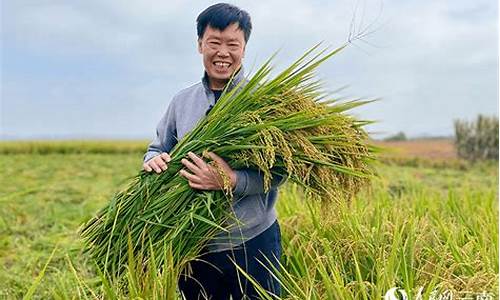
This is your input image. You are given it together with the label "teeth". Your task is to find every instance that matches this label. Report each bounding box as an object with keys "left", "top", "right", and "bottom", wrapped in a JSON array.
[{"left": 215, "top": 62, "right": 230, "bottom": 67}]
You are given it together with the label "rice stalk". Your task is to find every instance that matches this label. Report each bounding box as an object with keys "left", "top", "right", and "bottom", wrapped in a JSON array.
[{"left": 80, "top": 43, "right": 376, "bottom": 284}]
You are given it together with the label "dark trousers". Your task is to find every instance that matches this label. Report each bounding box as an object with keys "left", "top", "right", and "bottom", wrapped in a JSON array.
[{"left": 178, "top": 220, "right": 282, "bottom": 300}]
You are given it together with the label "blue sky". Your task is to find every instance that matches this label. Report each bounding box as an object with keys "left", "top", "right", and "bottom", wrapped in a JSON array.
[{"left": 1, "top": 0, "right": 498, "bottom": 140}]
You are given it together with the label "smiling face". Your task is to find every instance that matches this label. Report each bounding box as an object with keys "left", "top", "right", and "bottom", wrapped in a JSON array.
[{"left": 198, "top": 23, "right": 246, "bottom": 90}]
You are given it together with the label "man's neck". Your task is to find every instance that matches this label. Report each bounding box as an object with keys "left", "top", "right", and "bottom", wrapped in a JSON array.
[{"left": 208, "top": 78, "right": 227, "bottom": 91}]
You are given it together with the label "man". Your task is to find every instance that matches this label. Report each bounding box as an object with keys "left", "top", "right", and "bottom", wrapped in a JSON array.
[{"left": 143, "top": 3, "right": 285, "bottom": 299}]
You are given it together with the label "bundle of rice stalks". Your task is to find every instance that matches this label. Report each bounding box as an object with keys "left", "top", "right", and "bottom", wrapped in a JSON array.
[{"left": 80, "top": 44, "right": 376, "bottom": 279}]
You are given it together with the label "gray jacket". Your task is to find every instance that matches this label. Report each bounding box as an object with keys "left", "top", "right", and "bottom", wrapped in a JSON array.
[{"left": 143, "top": 67, "right": 285, "bottom": 252}]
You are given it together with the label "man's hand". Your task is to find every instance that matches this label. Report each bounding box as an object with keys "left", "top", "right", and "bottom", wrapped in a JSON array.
[
  {"left": 179, "top": 151, "right": 237, "bottom": 191},
  {"left": 143, "top": 153, "right": 172, "bottom": 173}
]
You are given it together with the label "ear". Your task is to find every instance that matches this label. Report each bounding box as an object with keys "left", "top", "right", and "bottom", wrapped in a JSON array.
[{"left": 197, "top": 39, "right": 202, "bottom": 54}]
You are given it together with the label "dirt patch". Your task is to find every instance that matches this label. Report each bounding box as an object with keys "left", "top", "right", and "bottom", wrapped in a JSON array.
[{"left": 374, "top": 139, "right": 457, "bottom": 160}]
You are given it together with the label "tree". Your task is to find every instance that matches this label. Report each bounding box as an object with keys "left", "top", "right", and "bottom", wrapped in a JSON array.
[
  {"left": 454, "top": 115, "right": 498, "bottom": 161},
  {"left": 384, "top": 131, "right": 407, "bottom": 142}
]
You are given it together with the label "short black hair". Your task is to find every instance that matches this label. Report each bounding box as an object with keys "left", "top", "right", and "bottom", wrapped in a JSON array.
[{"left": 196, "top": 3, "right": 252, "bottom": 43}]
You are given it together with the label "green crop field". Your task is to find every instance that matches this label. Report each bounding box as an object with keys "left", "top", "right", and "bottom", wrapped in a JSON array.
[{"left": 0, "top": 141, "right": 498, "bottom": 299}]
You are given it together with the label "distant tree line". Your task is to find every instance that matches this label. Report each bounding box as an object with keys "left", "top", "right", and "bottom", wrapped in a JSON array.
[
  {"left": 384, "top": 131, "right": 407, "bottom": 142},
  {"left": 454, "top": 114, "right": 498, "bottom": 161}
]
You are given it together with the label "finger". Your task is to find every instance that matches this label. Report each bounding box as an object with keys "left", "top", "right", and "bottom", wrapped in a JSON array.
[
  {"left": 153, "top": 157, "right": 167, "bottom": 171},
  {"left": 181, "top": 158, "right": 202, "bottom": 174},
  {"left": 188, "top": 180, "right": 205, "bottom": 190},
  {"left": 149, "top": 160, "right": 162, "bottom": 173},
  {"left": 207, "top": 152, "right": 231, "bottom": 175},
  {"left": 143, "top": 163, "right": 152, "bottom": 172},
  {"left": 207, "top": 152, "right": 236, "bottom": 187},
  {"left": 179, "top": 169, "right": 203, "bottom": 183},
  {"left": 160, "top": 152, "right": 171, "bottom": 163},
  {"left": 207, "top": 152, "right": 226, "bottom": 166},
  {"left": 187, "top": 152, "right": 207, "bottom": 168},
  {"left": 207, "top": 151, "right": 220, "bottom": 160},
  {"left": 154, "top": 157, "right": 168, "bottom": 171}
]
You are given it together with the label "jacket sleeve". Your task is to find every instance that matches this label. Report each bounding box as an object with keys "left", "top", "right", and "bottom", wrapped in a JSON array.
[
  {"left": 143, "top": 98, "right": 178, "bottom": 163},
  {"left": 232, "top": 167, "right": 287, "bottom": 199}
]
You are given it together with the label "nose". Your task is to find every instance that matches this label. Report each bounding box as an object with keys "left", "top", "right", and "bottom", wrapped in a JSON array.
[
  {"left": 217, "top": 51, "right": 229, "bottom": 58},
  {"left": 216, "top": 47, "right": 229, "bottom": 58}
]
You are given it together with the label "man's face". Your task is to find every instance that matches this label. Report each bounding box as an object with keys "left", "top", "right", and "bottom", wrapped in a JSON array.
[{"left": 198, "top": 23, "right": 246, "bottom": 89}]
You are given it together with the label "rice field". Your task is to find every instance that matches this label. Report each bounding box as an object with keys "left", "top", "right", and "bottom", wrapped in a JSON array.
[{"left": 0, "top": 141, "right": 497, "bottom": 299}]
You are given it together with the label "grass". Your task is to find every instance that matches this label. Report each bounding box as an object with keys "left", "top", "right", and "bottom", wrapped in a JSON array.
[
  {"left": 0, "top": 147, "right": 497, "bottom": 299},
  {"left": 270, "top": 164, "right": 498, "bottom": 299},
  {"left": 0, "top": 140, "right": 148, "bottom": 155},
  {"left": 0, "top": 153, "right": 141, "bottom": 299}
]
